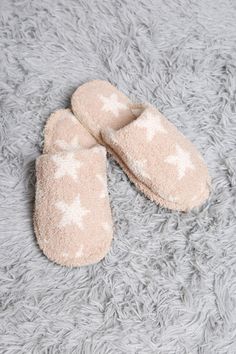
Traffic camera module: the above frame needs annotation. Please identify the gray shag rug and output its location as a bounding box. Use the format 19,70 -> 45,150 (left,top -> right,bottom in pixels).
1,0 -> 236,353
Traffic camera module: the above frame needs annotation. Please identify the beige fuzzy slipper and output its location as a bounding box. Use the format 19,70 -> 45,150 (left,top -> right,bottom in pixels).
34,109 -> 113,267
71,80 -> 211,211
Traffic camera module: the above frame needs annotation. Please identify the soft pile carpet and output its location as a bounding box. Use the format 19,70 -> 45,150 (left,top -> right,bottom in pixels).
0,0 -> 236,353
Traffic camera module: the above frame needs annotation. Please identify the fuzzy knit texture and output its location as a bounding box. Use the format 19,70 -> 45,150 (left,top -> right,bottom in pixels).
34,109 -> 113,267
72,80 -> 210,211
1,0 -> 236,353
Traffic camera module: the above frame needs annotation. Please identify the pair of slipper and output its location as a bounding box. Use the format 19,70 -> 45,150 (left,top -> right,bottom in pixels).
34,80 -> 211,267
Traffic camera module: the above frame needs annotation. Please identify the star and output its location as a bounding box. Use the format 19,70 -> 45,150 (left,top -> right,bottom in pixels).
56,195 -> 89,229
55,136 -> 81,151
165,144 -> 195,180
51,152 -> 82,181
96,174 -> 108,198
134,111 -> 167,141
99,93 -> 128,117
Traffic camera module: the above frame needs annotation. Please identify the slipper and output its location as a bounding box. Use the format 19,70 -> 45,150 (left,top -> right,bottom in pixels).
71,80 -> 211,211
34,109 -> 113,267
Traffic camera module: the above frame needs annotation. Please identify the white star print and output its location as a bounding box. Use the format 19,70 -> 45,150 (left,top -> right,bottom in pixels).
165,144 -> 195,180
61,246 -> 84,259
134,111 -> 167,141
99,93 -> 128,117
96,174 -> 108,198
55,136 -> 81,151
51,152 -> 82,181
56,195 -> 89,229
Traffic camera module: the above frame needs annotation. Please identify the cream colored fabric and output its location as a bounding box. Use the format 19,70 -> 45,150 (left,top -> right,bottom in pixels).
34,109 -> 113,267
71,80 -> 211,211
